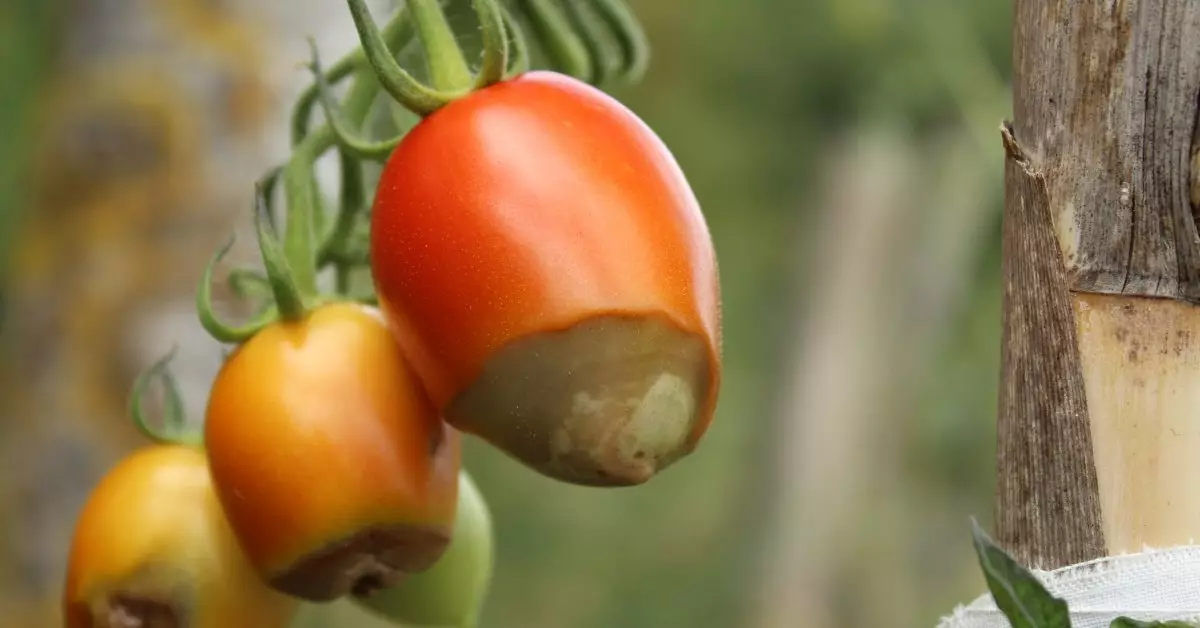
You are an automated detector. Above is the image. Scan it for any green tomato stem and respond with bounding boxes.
[255,179,309,321]
[292,2,417,145]
[309,61,395,280]
[196,236,280,343]
[226,268,274,303]
[129,346,202,447]
[592,0,650,86]
[518,0,592,82]
[501,3,532,77]
[348,0,459,116]
[291,52,362,146]
[408,0,473,92]
[471,0,509,89]
[336,147,365,255]
[257,165,284,231]
[310,42,407,162]
[564,0,623,88]
[314,1,510,159]
[283,32,398,299]
[302,7,415,301]
[196,179,303,341]
[197,30,392,343]
[280,138,323,298]
[331,147,365,296]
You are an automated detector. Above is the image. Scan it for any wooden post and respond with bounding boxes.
[999,0,1200,568]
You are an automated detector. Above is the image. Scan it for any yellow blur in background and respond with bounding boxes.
[0,0,1009,626]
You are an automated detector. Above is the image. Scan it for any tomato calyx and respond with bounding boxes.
[512,0,648,89]
[192,0,655,350]
[197,179,313,343]
[226,267,274,306]
[311,13,530,163]
[347,0,512,117]
[195,9,415,346]
[129,345,202,447]
[346,0,649,122]
[561,0,626,90]
[309,42,408,163]
[521,0,593,84]
[588,0,650,87]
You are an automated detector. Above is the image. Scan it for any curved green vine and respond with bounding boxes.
[518,0,592,82]
[129,346,201,447]
[196,0,655,349]
[592,0,650,86]
[563,0,623,88]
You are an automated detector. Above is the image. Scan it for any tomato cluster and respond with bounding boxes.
[62,0,720,626]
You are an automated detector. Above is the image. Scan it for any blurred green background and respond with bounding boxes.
[0,0,1009,626]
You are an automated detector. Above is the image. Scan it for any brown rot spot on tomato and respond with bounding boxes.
[353,471,495,627]
[448,314,712,486]
[204,304,460,604]
[106,594,180,628]
[271,524,451,602]
[63,446,297,628]
[352,574,385,598]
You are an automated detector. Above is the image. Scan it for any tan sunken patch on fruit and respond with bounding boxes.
[448,314,713,486]
[105,595,179,628]
[270,524,451,602]
[82,593,182,628]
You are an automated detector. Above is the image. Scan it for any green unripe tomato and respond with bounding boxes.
[355,469,495,627]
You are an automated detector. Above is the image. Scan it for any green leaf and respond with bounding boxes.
[971,518,1072,628]
[1111,619,1200,628]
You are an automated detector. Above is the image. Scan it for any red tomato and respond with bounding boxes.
[204,303,460,602]
[62,445,297,628]
[370,71,721,487]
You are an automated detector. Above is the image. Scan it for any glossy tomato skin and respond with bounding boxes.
[62,445,296,628]
[204,302,460,602]
[370,71,721,485]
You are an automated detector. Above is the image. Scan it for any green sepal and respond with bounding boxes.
[253,177,310,322]
[128,346,202,447]
[347,0,461,116]
[518,0,593,82]
[501,4,531,77]
[196,236,278,344]
[226,268,273,303]
[310,39,407,161]
[563,0,623,88]
[291,52,362,146]
[591,0,650,87]
[470,0,509,90]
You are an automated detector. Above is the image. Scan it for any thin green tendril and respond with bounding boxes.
[129,346,202,447]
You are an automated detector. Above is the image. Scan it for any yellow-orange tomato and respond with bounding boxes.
[370,71,722,487]
[63,444,296,628]
[204,302,460,602]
